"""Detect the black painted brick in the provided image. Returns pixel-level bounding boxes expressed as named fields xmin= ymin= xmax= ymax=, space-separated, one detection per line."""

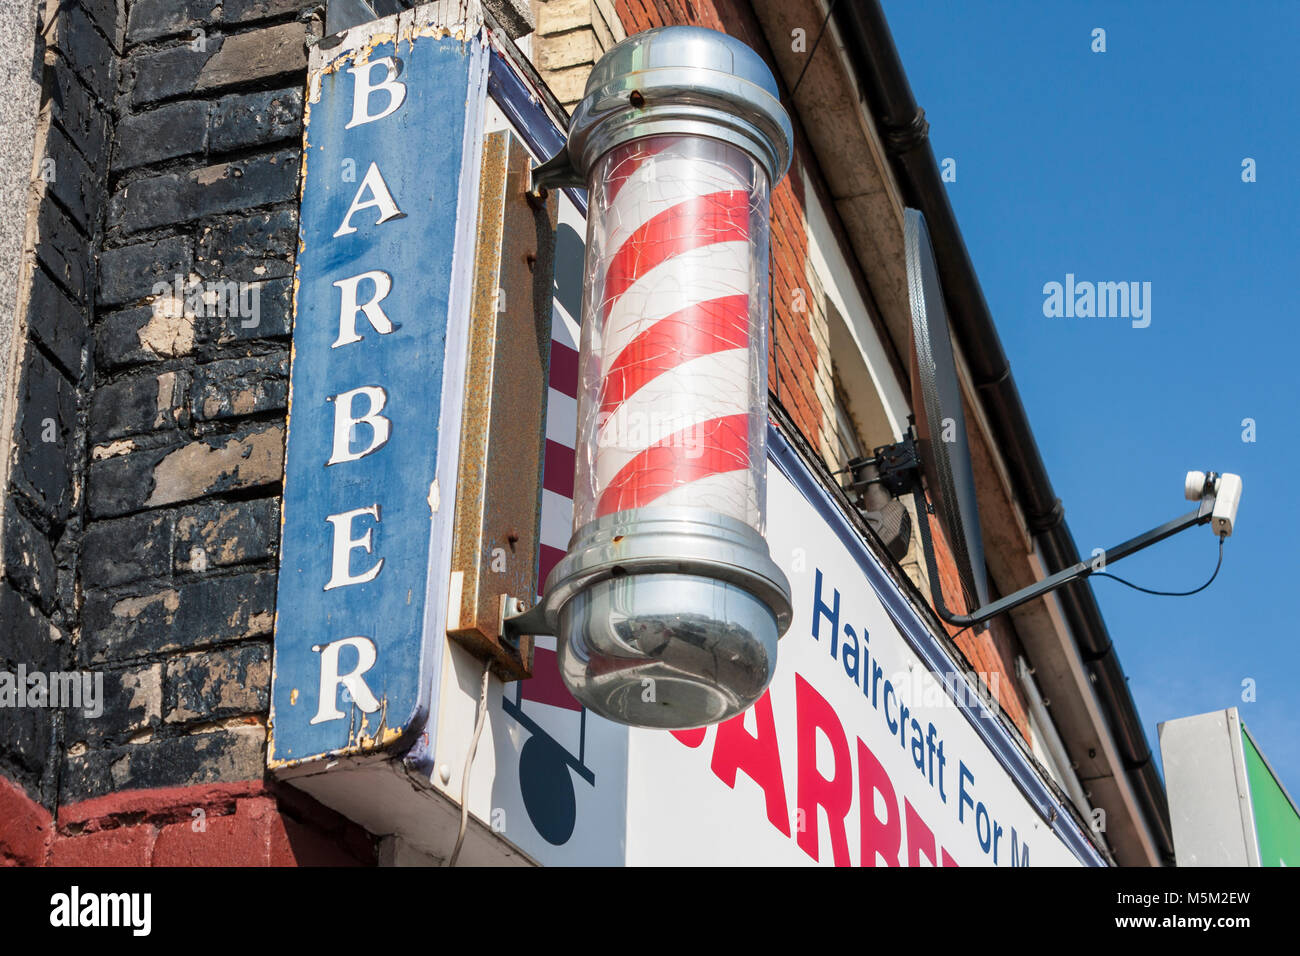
xmin=204 ymin=276 xmax=292 ymax=344
xmin=164 ymin=641 xmax=270 ymax=723
xmin=26 ymin=267 xmax=88 ymax=381
xmin=92 ymin=309 xmax=145 ymax=370
xmin=108 ymin=150 xmax=299 ymax=235
xmin=63 ymin=663 xmax=162 ymax=745
xmin=210 ymin=87 xmax=301 ymax=154
xmin=47 ymin=2 xmax=118 ymax=106
xmin=128 ymin=37 xmax=224 ymax=107
xmin=125 ymin=0 xmax=213 ymax=44
xmin=0 ymin=0 xmax=328 ymax=805
xmin=0 ymin=694 xmax=55 ymax=783
xmin=46 ymin=57 xmax=110 ymax=172
xmin=222 ymin=0 xmax=309 ymax=22
xmin=33 ymin=199 xmax=92 ymax=305
xmin=191 ymin=355 xmax=287 ymax=421
xmin=196 ymin=208 xmax=297 ymax=282
xmin=0 ymin=583 xmax=61 ymax=669
xmin=126 ymin=0 xmax=305 ymax=45
xmin=112 ymin=99 xmax=209 ymax=171
xmin=174 ymin=497 xmax=279 ymax=572
xmin=80 ymin=570 xmax=277 ymax=664
xmin=52 ymin=523 xmax=79 ymax=631
xmin=10 ymin=351 xmax=77 ymax=525
xmin=89 ymin=368 xmax=188 ymax=441
xmin=193 ymin=21 xmax=307 ymax=92
xmin=87 ymin=422 xmax=283 ymax=518
xmin=98 ymin=235 xmax=192 ymax=307
xmin=82 ymin=510 xmax=175 ymax=588
xmin=2 ymin=503 xmax=58 ymax=614
xmin=86 ymin=442 xmax=179 ymax=519
xmin=59 ymin=725 xmax=265 ymax=801
xmin=81 ymin=0 xmax=123 ymax=50
xmin=0 ymin=582 xmax=61 ymax=784
xmin=41 ymin=122 xmax=97 ymax=233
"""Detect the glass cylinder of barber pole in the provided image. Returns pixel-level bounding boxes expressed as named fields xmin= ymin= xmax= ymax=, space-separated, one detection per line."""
xmin=532 ymin=26 xmax=793 ymax=728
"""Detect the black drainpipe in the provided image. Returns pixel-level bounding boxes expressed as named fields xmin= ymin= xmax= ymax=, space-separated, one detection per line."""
xmin=834 ymin=0 xmax=1174 ymax=864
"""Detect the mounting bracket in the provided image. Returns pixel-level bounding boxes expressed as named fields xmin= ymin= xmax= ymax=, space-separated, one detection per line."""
xmin=915 ymin=490 xmax=1218 ymax=630
xmin=850 ymin=430 xmax=1226 ymax=631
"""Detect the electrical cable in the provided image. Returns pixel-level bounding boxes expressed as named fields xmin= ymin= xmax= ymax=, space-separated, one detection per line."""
xmin=1093 ymin=535 xmax=1226 ymax=597
xmin=789 ymin=0 xmax=840 ymax=101
xmin=447 ymin=661 xmax=492 ymax=867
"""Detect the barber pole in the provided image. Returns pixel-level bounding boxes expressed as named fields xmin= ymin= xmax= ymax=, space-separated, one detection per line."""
xmin=581 ymin=134 xmax=765 ymax=528
xmin=528 ymin=26 xmax=795 ymax=729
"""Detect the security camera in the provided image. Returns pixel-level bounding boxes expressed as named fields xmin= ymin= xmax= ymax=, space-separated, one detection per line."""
xmin=1184 ymin=470 xmax=1242 ymax=537
xmin=1184 ymin=470 xmax=1212 ymax=501
xmin=1211 ymin=474 xmax=1242 ymax=537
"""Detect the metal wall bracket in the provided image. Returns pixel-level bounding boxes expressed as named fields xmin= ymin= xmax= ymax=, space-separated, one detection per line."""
xmin=916 ymin=490 xmax=1218 ymax=630
xmin=530 ymin=148 xmax=582 ymax=192
xmin=500 ymin=598 xmax=555 ymax=640
xmin=844 ymin=435 xmax=922 ymax=500
xmin=446 ymin=130 xmax=557 ymax=680
xmin=848 ymin=431 xmax=1223 ymax=630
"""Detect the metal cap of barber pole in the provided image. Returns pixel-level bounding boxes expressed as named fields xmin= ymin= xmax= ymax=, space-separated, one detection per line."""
xmin=532 ymin=25 xmax=793 ymax=191
xmin=529 ymin=26 xmax=793 ymax=729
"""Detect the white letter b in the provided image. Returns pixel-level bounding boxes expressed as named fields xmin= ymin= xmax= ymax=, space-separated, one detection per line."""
xmin=346 ymin=57 xmax=406 ymax=129
xmin=327 ymin=385 xmax=390 ymax=464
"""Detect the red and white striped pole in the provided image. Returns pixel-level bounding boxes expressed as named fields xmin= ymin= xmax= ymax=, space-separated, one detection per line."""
xmin=530 ymin=26 xmax=793 ymax=728
xmin=580 ymin=135 xmax=763 ymax=529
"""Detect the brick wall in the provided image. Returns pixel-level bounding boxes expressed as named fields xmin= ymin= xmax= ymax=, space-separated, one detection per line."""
xmin=0 ymin=774 xmax=375 ymax=866
xmin=2 ymin=0 xmax=117 ymax=811
xmin=923 ymin=512 xmax=1030 ymax=735
xmin=0 ymin=0 xmax=377 ymax=864
xmin=532 ymin=0 xmax=627 ymax=106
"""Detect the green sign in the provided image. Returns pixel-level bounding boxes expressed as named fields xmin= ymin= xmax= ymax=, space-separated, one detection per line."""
xmin=1242 ymin=724 xmax=1300 ymax=866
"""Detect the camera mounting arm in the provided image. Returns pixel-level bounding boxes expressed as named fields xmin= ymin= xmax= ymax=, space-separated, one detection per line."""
xmin=884 ymin=455 xmax=1241 ymax=631
xmin=915 ymin=493 xmax=1219 ymax=630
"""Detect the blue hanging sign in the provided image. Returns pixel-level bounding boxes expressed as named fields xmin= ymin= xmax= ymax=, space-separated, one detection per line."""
xmin=269 ymin=11 xmax=488 ymax=768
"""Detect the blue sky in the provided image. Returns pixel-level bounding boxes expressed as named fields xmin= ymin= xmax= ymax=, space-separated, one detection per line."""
xmin=882 ymin=1 xmax=1299 ymax=791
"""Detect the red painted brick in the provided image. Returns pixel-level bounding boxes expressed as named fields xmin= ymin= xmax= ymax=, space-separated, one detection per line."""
xmin=152 ymin=798 xmax=270 ymax=866
xmin=0 ymin=776 xmax=52 ymax=865
xmin=58 ymin=779 xmax=265 ymax=832
xmin=33 ymin=780 xmax=381 ymax=868
xmin=49 ymin=826 xmax=154 ymax=866
xmin=269 ymin=815 xmax=367 ymax=867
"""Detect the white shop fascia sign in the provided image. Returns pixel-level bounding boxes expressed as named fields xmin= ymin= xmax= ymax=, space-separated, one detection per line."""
xmin=430 ymin=377 xmax=1098 ymax=866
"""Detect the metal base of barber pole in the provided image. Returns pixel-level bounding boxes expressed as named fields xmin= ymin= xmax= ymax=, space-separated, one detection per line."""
xmin=541 ymin=507 xmax=792 ymax=728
